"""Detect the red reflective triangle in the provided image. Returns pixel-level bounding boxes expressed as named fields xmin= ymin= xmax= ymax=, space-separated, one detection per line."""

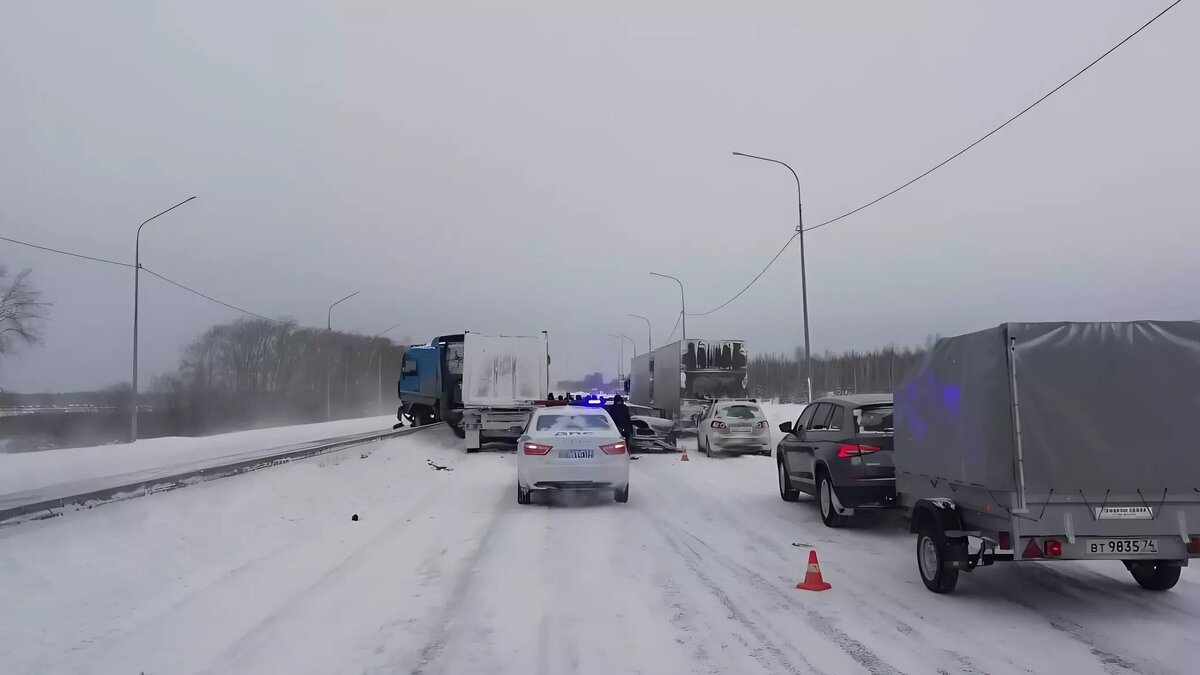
xmin=1022 ymin=539 xmax=1043 ymax=559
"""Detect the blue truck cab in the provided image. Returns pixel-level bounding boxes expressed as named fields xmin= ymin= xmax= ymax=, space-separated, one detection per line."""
xmin=396 ymin=334 xmax=466 ymax=432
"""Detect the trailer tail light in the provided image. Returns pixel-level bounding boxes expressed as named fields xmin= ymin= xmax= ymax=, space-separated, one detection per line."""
xmin=523 ymin=442 xmax=553 ymax=455
xmin=1022 ymin=539 xmax=1044 ymax=559
xmin=999 ymin=531 xmax=1012 ymax=551
xmin=710 ymin=421 xmax=727 ymax=429
xmin=599 ymin=441 xmax=627 ymax=455
xmin=1044 ymin=540 xmax=1063 ymax=557
xmin=837 ymin=444 xmax=882 ymax=458
xmin=1188 ymin=538 xmax=1200 ymax=556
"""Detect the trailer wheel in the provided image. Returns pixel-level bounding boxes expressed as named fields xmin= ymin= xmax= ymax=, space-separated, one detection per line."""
xmin=1126 ymin=561 xmax=1181 ymax=591
xmin=917 ymin=519 xmax=960 ymax=593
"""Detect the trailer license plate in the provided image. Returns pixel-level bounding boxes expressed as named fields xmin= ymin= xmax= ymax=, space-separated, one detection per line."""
xmin=1087 ymin=538 xmax=1158 ymax=555
xmin=558 ymin=449 xmax=594 ymax=459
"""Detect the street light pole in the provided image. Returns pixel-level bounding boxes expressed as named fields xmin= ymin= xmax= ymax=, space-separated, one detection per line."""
xmin=649 ymin=272 xmax=686 ymax=342
xmin=325 ymin=291 xmax=360 ymax=420
xmin=627 ymin=314 xmax=652 ymax=354
xmin=365 ymin=321 xmax=404 ymax=412
xmin=733 ymin=151 xmax=813 ymax=402
xmin=609 ymin=334 xmax=624 ymax=383
xmin=131 ymin=195 xmax=197 ymax=442
xmin=611 ymin=332 xmax=636 ymax=387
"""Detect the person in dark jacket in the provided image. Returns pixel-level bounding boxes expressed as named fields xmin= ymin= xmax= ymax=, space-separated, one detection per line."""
xmin=607 ymin=394 xmax=634 ymax=449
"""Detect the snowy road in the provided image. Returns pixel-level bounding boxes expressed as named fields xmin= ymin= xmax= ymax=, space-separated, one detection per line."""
xmin=3 ymin=426 xmax=1198 ymax=675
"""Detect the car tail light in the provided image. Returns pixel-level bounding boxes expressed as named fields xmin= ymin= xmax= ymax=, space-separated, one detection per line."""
xmin=523 ymin=442 xmax=553 ymax=455
xmin=600 ymin=441 xmax=627 ymax=455
xmin=836 ymin=443 xmax=882 ymax=458
xmin=710 ymin=421 xmax=727 ymax=429
xmin=999 ymin=531 xmax=1012 ymax=550
xmin=755 ymin=420 xmax=768 ymax=429
xmin=1188 ymin=538 xmax=1200 ymax=555
xmin=1044 ymin=539 xmax=1062 ymax=557
xmin=1022 ymin=539 xmax=1043 ymax=559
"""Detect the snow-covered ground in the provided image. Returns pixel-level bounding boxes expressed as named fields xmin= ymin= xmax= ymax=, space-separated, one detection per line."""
xmin=0 ymin=415 xmax=397 ymax=496
xmin=2 ymin=423 xmax=1197 ymax=674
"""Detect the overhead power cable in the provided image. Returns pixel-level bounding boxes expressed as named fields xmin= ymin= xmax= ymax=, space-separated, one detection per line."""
xmin=688 ymin=0 xmax=1182 ymax=316
xmin=0 ymin=234 xmax=133 ymax=267
xmin=140 ymin=267 xmax=281 ymax=323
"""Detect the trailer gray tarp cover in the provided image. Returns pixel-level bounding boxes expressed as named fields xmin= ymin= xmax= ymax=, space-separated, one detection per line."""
xmin=895 ymin=321 xmax=1200 ymax=493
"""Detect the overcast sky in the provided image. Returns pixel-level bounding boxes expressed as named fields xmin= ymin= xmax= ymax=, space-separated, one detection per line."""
xmin=2 ymin=0 xmax=1197 ymax=393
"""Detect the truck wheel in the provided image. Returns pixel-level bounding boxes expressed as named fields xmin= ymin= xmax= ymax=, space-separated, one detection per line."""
xmin=778 ymin=460 xmax=800 ymax=502
xmin=517 ymin=485 xmax=531 ymax=505
xmin=818 ymin=472 xmax=849 ymax=528
xmin=1127 ymin=561 xmax=1181 ymax=591
xmin=917 ymin=520 xmax=960 ymax=593
xmin=450 ymin=424 xmax=466 ymax=439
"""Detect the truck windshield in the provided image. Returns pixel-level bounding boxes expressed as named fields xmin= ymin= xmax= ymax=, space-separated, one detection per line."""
xmin=857 ymin=405 xmax=894 ymax=432
xmin=536 ymin=414 xmax=613 ymax=431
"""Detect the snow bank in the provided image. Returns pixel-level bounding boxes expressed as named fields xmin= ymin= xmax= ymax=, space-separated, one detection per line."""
xmin=0 ymin=415 xmax=397 ymax=495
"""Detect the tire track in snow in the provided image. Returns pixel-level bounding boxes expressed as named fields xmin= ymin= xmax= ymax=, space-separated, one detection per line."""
xmin=987 ymin=570 xmax=1156 ymax=675
xmin=404 ymin=488 xmax=515 ymax=675
xmin=638 ymin=508 xmax=826 ymax=675
xmin=197 ymin=474 xmax=450 ymax=675
xmin=643 ymin=454 xmax=998 ymax=667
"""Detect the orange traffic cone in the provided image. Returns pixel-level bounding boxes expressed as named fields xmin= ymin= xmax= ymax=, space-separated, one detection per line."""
xmin=680 ymin=446 xmax=690 ymax=461
xmin=795 ymin=550 xmax=832 ymax=591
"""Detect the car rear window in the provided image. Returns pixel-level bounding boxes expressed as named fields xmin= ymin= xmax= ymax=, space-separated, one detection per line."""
xmin=536 ymin=413 xmax=614 ymax=431
xmin=718 ymin=404 xmax=760 ymax=419
xmin=857 ymin=405 xmax=894 ymax=432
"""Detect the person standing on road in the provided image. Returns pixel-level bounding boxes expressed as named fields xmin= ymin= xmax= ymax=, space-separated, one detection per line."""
xmin=608 ymin=394 xmax=634 ymax=452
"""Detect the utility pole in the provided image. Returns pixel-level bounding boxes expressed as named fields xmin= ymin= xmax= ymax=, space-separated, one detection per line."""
xmin=131 ymin=196 xmax=197 ymax=442
xmin=733 ymin=151 xmax=812 ymax=402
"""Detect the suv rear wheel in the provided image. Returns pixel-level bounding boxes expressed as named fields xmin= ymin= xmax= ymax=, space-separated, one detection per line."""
xmin=818 ymin=472 xmax=849 ymax=528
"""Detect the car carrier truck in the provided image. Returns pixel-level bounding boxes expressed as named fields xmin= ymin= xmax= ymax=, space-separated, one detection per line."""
xmin=397 ymin=332 xmax=549 ymax=452
xmin=895 ymin=321 xmax=1200 ymax=593
xmin=629 ymin=339 xmax=748 ymax=430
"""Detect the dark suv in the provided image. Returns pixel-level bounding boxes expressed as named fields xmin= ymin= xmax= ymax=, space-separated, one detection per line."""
xmin=776 ymin=394 xmax=895 ymax=527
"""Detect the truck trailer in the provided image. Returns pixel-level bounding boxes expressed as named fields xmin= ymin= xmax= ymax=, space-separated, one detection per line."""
xmin=397 ymin=332 xmax=549 ymax=451
xmin=629 ymin=339 xmax=748 ymax=429
xmin=895 ymin=321 xmax=1200 ymax=593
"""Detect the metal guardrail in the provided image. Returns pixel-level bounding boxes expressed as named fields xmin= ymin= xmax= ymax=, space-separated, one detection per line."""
xmin=0 ymin=423 xmax=443 ymax=525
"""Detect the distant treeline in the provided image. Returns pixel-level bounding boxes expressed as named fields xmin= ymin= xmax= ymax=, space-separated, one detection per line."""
xmin=153 ymin=318 xmax=407 ymax=435
xmin=749 ymin=342 xmax=933 ymax=402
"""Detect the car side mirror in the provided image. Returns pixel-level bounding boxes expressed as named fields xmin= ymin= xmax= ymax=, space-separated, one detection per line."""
xmin=778 ymin=421 xmax=793 ymax=434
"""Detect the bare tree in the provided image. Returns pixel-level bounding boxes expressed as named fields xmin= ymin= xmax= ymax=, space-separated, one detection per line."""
xmin=0 ymin=267 xmax=49 ymax=361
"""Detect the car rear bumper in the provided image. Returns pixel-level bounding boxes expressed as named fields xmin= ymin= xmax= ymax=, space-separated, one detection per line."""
xmin=838 ymin=480 xmax=898 ymax=508
xmin=711 ymin=436 xmax=771 ymax=453
xmin=519 ymin=463 xmax=629 ymax=490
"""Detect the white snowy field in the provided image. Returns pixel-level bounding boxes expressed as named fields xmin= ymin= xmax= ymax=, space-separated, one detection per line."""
xmin=2 ymin=423 xmax=1198 ymax=675
xmin=0 ymin=414 xmax=398 ymax=496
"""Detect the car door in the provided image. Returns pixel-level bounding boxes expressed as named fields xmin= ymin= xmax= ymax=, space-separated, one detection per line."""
xmin=807 ymin=403 xmax=847 ymax=479
xmin=794 ymin=403 xmax=833 ymax=487
xmin=780 ymin=404 xmax=817 ymax=487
